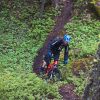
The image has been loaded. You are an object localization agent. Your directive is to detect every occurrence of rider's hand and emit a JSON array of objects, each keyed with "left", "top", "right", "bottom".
[{"left": 64, "top": 60, "right": 68, "bottom": 64}]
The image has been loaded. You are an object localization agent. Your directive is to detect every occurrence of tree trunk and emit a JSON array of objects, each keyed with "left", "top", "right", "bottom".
[
  {"left": 39, "top": 0, "right": 61, "bottom": 17},
  {"left": 39, "top": 0, "right": 46, "bottom": 17},
  {"left": 52, "top": 0, "right": 60, "bottom": 9}
]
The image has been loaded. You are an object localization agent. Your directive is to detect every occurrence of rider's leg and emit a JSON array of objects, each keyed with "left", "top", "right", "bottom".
[
  {"left": 43, "top": 50, "right": 53, "bottom": 74},
  {"left": 42, "top": 60, "right": 47, "bottom": 68},
  {"left": 53, "top": 52, "right": 60, "bottom": 66},
  {"left": 53, "top": 52, "right": 62, "bottom": 80}
]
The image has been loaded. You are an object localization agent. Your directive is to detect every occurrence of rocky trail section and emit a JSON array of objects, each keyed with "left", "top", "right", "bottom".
[{"left": 59, "top": 84, "right": 80, "bottom": 100}]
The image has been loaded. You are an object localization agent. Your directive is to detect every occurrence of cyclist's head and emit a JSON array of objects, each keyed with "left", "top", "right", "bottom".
[{"left": 63, "top": 34, "right": 71, "bottom": 44}]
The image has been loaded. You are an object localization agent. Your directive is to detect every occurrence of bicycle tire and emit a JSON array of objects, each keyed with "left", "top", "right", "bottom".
[{"left": 47, "top": 68, "right": 62, "bottom": 81}]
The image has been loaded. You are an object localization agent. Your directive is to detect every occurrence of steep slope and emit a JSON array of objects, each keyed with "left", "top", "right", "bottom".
[
  {"left": 33, "top": 0, "right": 73, "bottom": 73},
  {"left": 82, "top": 44, "right": 100, "bottom": 100}
]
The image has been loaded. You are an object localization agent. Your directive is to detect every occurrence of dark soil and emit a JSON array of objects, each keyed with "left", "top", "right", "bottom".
[
  {"left": 59, "top": 84, "right": 80, "bottom": 100},
  {"left": 33, "top": 0, "right": 73, "bottom": 73}
]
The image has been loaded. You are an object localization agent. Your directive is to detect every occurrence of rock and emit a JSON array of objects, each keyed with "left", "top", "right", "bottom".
[
  {"left": 96, "top": 43, "right": 100, "bottom": 59},
  {"left": 82, "top": 44, "right": 100, "bottom": 100}
]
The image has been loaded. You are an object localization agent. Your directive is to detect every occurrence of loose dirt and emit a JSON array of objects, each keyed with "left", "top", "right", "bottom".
[{"left": 59, "top": 84, "right": 80, "bottom": 100}]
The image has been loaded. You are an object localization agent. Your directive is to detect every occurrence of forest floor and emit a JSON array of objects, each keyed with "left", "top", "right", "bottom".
[
  {"left": 59, "top": 84, "right": 80, "bottom": 100},
  {"left": 33, "top": 0, "right": 81, "bottom": 99}
]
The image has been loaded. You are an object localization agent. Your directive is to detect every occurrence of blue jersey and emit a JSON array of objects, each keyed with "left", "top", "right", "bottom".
[{"left": 49, "top": 37, "right": 69, "bottom": 61}]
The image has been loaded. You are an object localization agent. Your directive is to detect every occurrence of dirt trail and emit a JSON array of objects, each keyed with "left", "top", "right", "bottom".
[
  {"left": 33, "top": 0, "right": 81, "bottom": 99},
  {"left": 59, "top": 84, "right": 80, "bottom": 100},
  {"left": 33, "top": 0, "right": 73, "bottom": 71}
]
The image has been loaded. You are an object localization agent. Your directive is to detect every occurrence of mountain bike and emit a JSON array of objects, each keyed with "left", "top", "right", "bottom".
[{"left": 39, "top": 63, "right": 62, "bottom": 82}]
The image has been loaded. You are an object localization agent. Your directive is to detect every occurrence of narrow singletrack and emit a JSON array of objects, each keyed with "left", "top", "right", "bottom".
[
  {"left": 33, "top": 0, "right": 73, "bottom": 72},
  {"left": 33, "top": 0, "right": 81, "bottom": 99}
]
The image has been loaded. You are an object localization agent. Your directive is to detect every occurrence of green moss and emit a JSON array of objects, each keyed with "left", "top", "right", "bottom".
[{"left": 64, "top": 18, "right": 100, "bottom": 58}]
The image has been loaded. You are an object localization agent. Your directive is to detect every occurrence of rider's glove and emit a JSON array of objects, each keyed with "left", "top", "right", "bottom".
[
  {"left": 53, "top": 61, "right": 58, "bottom": 68},
  {"left": 64, "top": 60, "right": 68, "bottom": 64},
  {"left": 47, "top": 50, "right": 52, "bottom": 57}
]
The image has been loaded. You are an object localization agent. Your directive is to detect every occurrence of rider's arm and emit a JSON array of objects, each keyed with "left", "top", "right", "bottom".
[{"left": 64, "top": 45, "right": 69, "bottom": 64}]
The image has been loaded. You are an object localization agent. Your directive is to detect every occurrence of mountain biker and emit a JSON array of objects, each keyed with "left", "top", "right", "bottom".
[{"left": 42, "top": 34, "right": 71, "bottom": 74}]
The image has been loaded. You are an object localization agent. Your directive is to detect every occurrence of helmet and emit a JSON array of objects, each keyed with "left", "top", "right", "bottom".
[{"left": 63, "top": 34, "right": 71, "bottom": 43}]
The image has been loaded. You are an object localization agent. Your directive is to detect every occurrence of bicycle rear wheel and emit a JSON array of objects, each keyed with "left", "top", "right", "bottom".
[{"left": 48, "top": 68, "right": 62, "bottom": 82}]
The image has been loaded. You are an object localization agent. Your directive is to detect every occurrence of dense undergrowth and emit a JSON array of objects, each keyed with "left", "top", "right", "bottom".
[
  {"left": 65, "top": 17, "right": 100, "bottom": 57},
  {"left": 59, "top": 17, "right": 100, "bottom": 96},
  {"left": 0, "top": 0, "right": 61, "bottom": 99},
  {"left": 59, "top": 0, "right": 100, "bottom": 96},
  {"left": 56, "top": 0, "right": 100, "bottom": 97},
  {"left": 0, "top": 0, "right": 100, "bottom": 99}
]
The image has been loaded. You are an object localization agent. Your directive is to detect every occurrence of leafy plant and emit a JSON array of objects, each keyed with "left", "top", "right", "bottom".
[
  {"left": 0, "top": 1, "right": 60, "bottom": 99},
  {"left": 0, "top": 72, "right": 61, "bottom": 99},
  {"left": 64, "top": 18, "right": 100, "bottom": 58}
]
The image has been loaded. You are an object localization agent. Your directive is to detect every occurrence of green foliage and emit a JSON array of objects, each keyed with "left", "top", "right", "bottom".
[
  {"left": 0, "top": 11, "right": 55, "bottom": 72},
  {"left": 91, "top": 0, "right": 99, "bottom": 4},
  {"left": 0, "top": 71, "right": 61, "bottom": 99},
  {"left": 59, "top": 62, "right": 86, "bottom": 95},
  {"left": 64, "top": 18, "right": 100, "bottom": 57},
  {"left": 67, "top": 74, "right": 86, "bottom": 95},
  {"left": 1, "top": 0, "right": 100, "bottom": 99},
  {"left": 29, "top": 17, "right": 54, "bottom": 39},
  {"left": 0, "top": 0, "right": 38, "bottom": 19},
  {"left": 59, "top": 17, "right": 100, "bottom": 96},
  {"left": 0, "top": 1, "right": 60, "bottom": 99}
]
